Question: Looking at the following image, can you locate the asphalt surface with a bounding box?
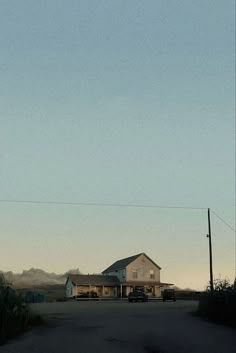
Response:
[1,300,236,353]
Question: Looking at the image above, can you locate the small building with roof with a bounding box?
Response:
[66,274,120,298]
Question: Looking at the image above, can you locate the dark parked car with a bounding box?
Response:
[128,290,148,302]
[162,289,176,302]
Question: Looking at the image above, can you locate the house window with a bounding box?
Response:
[132,270,138,279]
[104,287,109,295]
[122,269,126,278]
[150,270,155,279]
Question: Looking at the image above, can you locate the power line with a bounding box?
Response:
[211,210,236,232]
[0,199,207,210]
[1,199,235,278]
[0,200,234,231]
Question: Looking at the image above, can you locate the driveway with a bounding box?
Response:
[1,300,236,353]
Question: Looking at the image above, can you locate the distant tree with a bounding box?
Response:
[206,277,233,292]
[64,268,81,276]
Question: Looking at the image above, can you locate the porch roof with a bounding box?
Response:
[122,281,174,287]
[68,274,120,286]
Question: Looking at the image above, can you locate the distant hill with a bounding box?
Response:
[1,268,81,288]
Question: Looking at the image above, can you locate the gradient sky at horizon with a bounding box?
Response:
[0,0,235,290]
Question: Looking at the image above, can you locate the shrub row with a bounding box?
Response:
[197,279,236,327]
[0,284,42,345]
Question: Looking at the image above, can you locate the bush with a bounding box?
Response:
[0,284,42,345]
[197,279,236,327]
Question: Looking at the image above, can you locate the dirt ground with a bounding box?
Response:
[2,300,236,353]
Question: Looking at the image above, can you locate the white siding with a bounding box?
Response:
[105,269,126,282]
[66,278,74,298]
[155,286,161,297]
[126,253,160,282]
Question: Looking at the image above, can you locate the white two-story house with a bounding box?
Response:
[102,252,172,297]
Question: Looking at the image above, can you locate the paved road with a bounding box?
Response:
[2,301,236,353]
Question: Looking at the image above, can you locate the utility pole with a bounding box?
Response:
[207,208,214,292]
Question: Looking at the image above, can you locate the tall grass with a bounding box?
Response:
[0,283,41,345]
[197,279,236,327]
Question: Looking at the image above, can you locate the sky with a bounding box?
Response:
[0,0,235,290]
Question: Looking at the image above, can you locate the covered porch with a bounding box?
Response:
[119,281,174,298]
[75,284,118,298]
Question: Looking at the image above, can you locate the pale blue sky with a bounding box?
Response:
[0,1,235,289]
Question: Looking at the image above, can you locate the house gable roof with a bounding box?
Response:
[102,253,161,274]
[67,274,120,286]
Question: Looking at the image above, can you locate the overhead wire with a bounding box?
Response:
[0,198,235,278]
[0,199,207,210]
[211,210,235,232]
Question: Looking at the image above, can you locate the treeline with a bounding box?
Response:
[0,268,81,288]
